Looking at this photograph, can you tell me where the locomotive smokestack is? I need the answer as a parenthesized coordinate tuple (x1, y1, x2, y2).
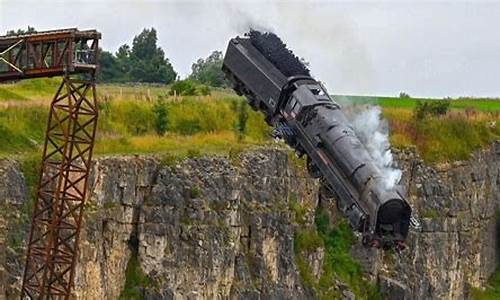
(222, 30, 412, 249)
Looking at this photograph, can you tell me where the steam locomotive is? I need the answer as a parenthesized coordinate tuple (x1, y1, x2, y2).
(222, 31, 412, 249)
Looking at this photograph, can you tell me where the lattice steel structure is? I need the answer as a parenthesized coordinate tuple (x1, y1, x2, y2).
(0, 28, 100, 299)
(21, 76, 98, 299)
(0, 28, 100, 81)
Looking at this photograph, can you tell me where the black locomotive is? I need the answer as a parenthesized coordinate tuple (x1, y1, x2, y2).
(222, 31, 412, 249)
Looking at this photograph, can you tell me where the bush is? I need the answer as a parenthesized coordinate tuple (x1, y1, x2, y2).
(399, 91, 411, 99)
(232, 100, 249, 141)
(294, 207, 380, 299)
(414, 100, 450, 120)
(169, 79, 211, 96)
(153, 97, 169, 136)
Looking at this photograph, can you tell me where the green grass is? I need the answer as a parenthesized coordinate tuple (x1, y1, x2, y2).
(472, 267, 500, 300)
(0, 79, 271, 160)
(385, 107, 500, 163)
(294, 207, 380, 299)
(119, 255, 152, 299)
(0, 79, 499, 164)
(339, 95, 500, 112)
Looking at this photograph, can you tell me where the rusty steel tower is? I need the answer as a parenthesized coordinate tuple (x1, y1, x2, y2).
(0, 28, 101, 299)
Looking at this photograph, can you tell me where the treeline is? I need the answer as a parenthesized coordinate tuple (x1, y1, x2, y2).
(98, 28, 229, 89)
(99, 28, 177, 84)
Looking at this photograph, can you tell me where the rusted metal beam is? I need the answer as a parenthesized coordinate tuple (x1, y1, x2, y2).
(21, 74, 99, 299)
(0, 28, 100, 82)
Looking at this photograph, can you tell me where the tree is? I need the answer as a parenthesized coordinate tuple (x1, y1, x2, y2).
(129, 28, 177, 84)
(98, 28, 177, 84)
(399, 91, 411, 99)
(98, 50, 119, 82)
(6, 26, 36, 36)
(189, 51, 229, 88)
(153, 97, 169, 136)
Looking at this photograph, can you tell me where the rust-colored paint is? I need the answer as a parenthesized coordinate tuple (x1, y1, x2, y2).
(0, 28, 100, 300)
(0, 28, 100, 81)
(21, 75, 99, 300)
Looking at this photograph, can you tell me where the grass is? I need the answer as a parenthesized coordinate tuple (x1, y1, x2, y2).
(0, 78, 499, 165)
(340, 95, 500, 112)
(119, 255, 152, 300)
(385, 108, 500, 163)
(294, 206, 380, 299)
(0, 79, 272, 161)
(471, 267, 500, 300)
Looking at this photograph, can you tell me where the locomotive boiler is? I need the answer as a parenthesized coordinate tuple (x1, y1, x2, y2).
(222, 31, 412, 249)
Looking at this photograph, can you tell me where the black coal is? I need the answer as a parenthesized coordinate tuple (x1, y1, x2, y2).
(247, 30, 310, 77)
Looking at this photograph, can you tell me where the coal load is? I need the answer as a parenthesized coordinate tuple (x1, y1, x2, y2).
(222, 31, 413, 250)
(247, 30, 310, 77)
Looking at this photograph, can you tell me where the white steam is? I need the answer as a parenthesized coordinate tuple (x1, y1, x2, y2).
(347, 106, 402, 190)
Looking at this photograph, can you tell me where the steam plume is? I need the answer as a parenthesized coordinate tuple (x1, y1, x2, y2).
(346, 105, 402, 190)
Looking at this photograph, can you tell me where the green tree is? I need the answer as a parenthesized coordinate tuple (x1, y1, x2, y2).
(98, 50, 119, 82)
(98, 28, 177, 84)
(233, 100, 249, 141)
(189, 51, 229, 87)
(6, 26, 36, 36)
(114, 44, 132, 82)
(129, 28, 177, 84)
(153, 97, 169, 136)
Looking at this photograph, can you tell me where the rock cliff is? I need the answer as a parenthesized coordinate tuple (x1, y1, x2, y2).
(0, 142, 499, 299)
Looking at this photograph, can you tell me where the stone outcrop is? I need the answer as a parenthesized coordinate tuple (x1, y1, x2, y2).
(0, 142, 499, 299)
(0, 159, 28, 300)
(371, 142, 500, 299)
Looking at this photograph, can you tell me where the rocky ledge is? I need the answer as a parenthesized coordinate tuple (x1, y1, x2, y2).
(0, 142, 499, 299)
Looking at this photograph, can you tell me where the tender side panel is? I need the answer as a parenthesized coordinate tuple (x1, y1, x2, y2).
(223, 38, 287, 118)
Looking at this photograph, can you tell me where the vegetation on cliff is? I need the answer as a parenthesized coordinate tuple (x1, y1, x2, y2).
(293, 206, 380, 299)
(471, 267, 500, 299)
(0, 78, 499, 165)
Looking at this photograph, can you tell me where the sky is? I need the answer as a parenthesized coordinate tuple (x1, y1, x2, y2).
(1, 0, 499, 98)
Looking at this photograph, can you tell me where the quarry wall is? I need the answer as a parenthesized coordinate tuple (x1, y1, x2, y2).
(0, 143, 499, 299)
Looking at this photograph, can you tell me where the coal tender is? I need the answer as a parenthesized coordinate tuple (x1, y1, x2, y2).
(222, 31, 411, 250)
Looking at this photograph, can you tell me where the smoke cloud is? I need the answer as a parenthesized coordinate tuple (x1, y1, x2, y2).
(346, 105, 402, 190)
(219, 1, 401, 189)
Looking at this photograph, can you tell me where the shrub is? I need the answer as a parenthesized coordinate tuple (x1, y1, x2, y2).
(190, 186, 201, 198)
(232, 100, 249, 141)
(293, 207, 380, 299)
(169, 80, 197, 96)
(119, 255, 152, 299)
(174, 119, 202, 135)
(399, 91, 411, 99)
(169, 79, 211, 96)
(153, 97, 168, 136)
(414, 100, 450, 120)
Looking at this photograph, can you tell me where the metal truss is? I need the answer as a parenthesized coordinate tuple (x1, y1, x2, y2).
(0, 28, 100, 81)
(21, 74, 98, 299)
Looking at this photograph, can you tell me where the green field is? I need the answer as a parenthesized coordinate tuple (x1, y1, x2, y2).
(0, 78, 499, 164)
(338, 95, 500, 112)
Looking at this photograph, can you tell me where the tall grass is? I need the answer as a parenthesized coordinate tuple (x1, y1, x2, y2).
(0, 80, 271, 159)
(386, 108, 500, 163)
(0, 79, 498, 164)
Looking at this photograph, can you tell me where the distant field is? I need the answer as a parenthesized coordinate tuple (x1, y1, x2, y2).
(0, 78, 499, 163)
(337, 95, 500, 112)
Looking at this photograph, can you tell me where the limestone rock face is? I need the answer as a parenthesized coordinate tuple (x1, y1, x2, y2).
(354, 142, 500, 299)
(0, 159, 27, 300)
(0, 143, 499, 300)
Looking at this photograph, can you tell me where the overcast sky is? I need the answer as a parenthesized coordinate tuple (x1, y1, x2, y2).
(1, 0, 499, 98)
